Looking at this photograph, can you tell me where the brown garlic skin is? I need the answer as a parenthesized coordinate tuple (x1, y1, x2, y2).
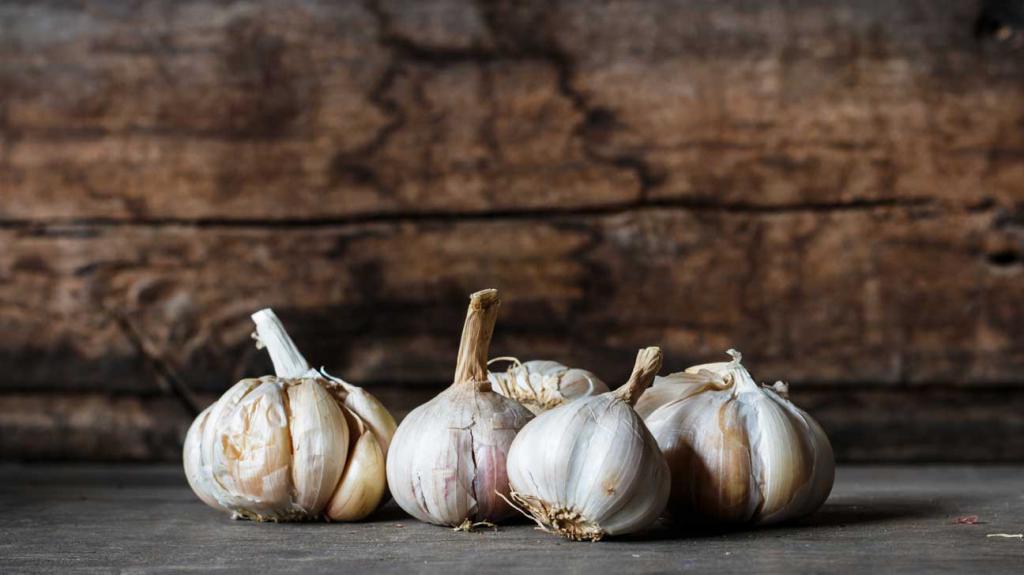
(182, 309, 396, 522)
(386, 289, 534, 527)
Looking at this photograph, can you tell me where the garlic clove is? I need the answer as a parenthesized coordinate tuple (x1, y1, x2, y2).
(325, 429, 386, 521)
(505, 394, 576, 507)
(736, 389, 813, 524)
(388, 389, 481, 525)
(596, 434, 671, 536)
(197, 377, 264, 511)
(212, 379, 294, 519)
(799, 413, 835, 517)
(568, 399, 669, 536)
(183, 406, 225, 512)
(647, 392, 757, 523)
(320, 371, 397, 456)
(762, 389, 835, 521)
(466, 393, 524, 520)
(286, 378, 349, 515)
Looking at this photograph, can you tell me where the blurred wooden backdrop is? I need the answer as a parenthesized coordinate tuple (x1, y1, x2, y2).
(1, 0, 1022, 462)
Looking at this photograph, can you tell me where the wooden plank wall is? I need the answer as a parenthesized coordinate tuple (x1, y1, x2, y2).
(1, 0, 1022, 461)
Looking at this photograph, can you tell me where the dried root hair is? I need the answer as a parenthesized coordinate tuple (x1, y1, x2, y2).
(502, 491, 605, 542)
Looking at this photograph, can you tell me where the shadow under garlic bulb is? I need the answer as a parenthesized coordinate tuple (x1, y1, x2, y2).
(488, 358, 608, 414)
(638, 350, 834, 526)
(182, 309, 397, 522)
(505, 347, 670, 541)
(386, 289, 534, 528)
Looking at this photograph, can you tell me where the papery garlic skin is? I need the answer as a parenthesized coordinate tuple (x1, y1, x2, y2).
(181, 309, 396, 522)
(506, 347, 670, 541)
(326, 407, 387, 521)
(387, 384, 529, 525)
(642, 350, 834, 526)
(488, 359, 608, 414)
(386, 289, 534, 527)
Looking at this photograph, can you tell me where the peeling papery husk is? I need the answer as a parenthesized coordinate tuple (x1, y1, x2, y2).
(642, 349, 835, 526)
(487, 358, 609, 414)
(386, 289, 534, 527)
(182, 309, 396, 522)
(505, 347, 671, 541)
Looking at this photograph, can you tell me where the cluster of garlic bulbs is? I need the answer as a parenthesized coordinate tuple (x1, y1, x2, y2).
(182, 309, 396, 522)
(506, 347, 671, 541)
(182, 294, 835, 540)
(637, 349, 834, 526)
(487, 358, 608, 414)
(386, 289, 534, 527)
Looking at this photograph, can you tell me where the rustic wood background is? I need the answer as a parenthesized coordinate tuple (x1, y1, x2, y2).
(1, 0, 1022, 462)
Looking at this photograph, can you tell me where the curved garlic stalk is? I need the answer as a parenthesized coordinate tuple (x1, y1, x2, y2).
(386, 289, 534, 527)
(642, 349, 834, 526)
(487, 358, 608, 414)
(505, 347, 670, 541)
(181, 309, 396, 522)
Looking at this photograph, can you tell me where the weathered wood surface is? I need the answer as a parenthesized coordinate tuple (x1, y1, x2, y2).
(1, 0, 1022, 220)
(1, 208, 1022, 393)
(1, 0, 1023, 461)
(2, 464, 1023, 574)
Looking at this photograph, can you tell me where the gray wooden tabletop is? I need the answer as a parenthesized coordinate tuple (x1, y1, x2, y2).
(1, 465, 1022, 574)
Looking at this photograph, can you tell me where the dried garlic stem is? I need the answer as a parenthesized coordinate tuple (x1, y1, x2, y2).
(452, 289, 501, 388)
(612, 347, 663, 406)
(251, 309, 315, 378)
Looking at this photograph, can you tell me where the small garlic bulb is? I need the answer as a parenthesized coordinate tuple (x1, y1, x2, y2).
(182, 309, 397, 521)
(637, 349, 834, 526)
(386, 289, 533, 527)
(488, 358, 608, 414)
(505, 347, 670, 541)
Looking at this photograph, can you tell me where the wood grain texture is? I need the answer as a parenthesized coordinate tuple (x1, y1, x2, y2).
(1, 207, 1022, 394)
(1, 0, 1023, 461)
(3, 464, 1024, 573)
(1, 0, 1022, 221)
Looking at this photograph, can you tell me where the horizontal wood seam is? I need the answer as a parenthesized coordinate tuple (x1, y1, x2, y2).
(0, 197, 938, 230)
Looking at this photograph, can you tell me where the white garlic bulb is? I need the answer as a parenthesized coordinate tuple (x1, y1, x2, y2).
(386, 289, 533, 527)
(505, 347, 670, 541)
(488, 358, 608, 414)
(182, 309, 397, 521)
(638, 349, 834, 526)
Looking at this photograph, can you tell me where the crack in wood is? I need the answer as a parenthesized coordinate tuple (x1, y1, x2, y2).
(347, 0, 660, 204)
(0, 198, 939, 231)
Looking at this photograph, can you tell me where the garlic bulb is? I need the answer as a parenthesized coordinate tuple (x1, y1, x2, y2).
(386, 289, 533, 527)
(488, 358, 608, 414)
(182, 309, 397, 521)
(505, 347, 670, 541)
(639, 349, 834, 526)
